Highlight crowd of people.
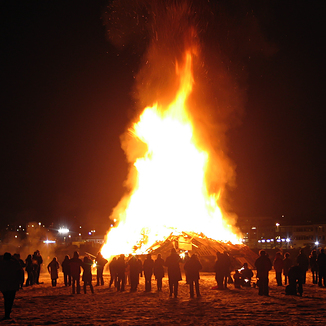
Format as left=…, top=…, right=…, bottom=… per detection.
left=1, top=247, right=326, bottom=320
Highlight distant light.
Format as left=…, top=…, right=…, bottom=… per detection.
left=262, top=240, right=266, bottom=243
left=58, top=228, right=69, bottom=234
left=251, top=227, right=256, bottom=230
left=43, top=240, right=56, bottom=244
left=286, top=238, right=291, bottom=243
left=79, top=226, right=82, bottom=228
left=38, top=222, right=41, bottom=226
left=110, top=224, right=113, bottom=227
left=79, top=233, right=81, bottom=236
left=276, top=223, right=280, bottom=227
left=88, top=232, right=92, bottom=235
left=315, top=241, right=319, bottom=246
left=267, top=239, right=270, bottom=243
left=277, top=239, right=281, bottom=242
left=32, top=225, right=34, bottom=227
left=281, top=239, right=286, bottom=242
left=114, top=219, right=117, bottom=222
left=258, top=240, right=261, bottom=243
left=15, top=235, right=17, bottom=238
left=19, top=225, right=21, bottom=228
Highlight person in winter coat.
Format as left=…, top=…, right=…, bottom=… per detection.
left=283, top=252, right=292, bottom=285
left=143, top=254, right=154, bottom=292
left=317, top=248, right=326, bottom=287
left=214, top=252, right=225, bottom=290
left=47, top=257, right=60, bottom=287
left=165, top=248, right=182, bottom=298
left=184, top=254, right=202, bottom=298
left=154, top=254, right=165, bottom=291
left=128, top=256, right=141, bottom=292
left=0, top=253, right=22, bottom=320
left=32, top=250, right=43, bottom=284
left=116, top=254, right=126, bottom=292
left=286, top=265, right=303, bottom=296
left=255, top=250, right=272, bottom=296
left=13, top=254, right=25, bottom=289
left=297, top=249, right=309, bottom=284
left=61, top=255, right=71, bottom=286
left=109, top=257, right=118, bottom=288
left=273, top=252, right=284, bottom=286
left=95, top=252, right=108, bottom=286
left=82, top=256, right=94, bottom=294
left=25, top=254, right=35, bottom=286
left=309, top=250, right=318, bottom=284
left=69, top=251, right=83, bottom=294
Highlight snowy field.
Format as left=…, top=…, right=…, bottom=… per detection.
left=1, top=270, right=326, bottom=325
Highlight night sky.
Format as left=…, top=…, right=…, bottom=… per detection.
left=1, top=1, right=325, bottom=231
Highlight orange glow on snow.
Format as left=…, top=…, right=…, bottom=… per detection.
left=101, top=51, right=240, bottom=259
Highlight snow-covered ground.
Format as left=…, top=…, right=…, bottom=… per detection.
left=1, top=270, right=325, bottom=325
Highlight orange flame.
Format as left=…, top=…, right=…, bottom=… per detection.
left=101, top=51, right=240, bottom=259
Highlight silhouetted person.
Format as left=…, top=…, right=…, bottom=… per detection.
left=184, top=254, right=202, bottom=298
left=82, top=256, right=94, bottom=294
left=183, top=252, right=190, bottom=284
left=13, top=253, right=25, bottom=289
left=0, top=252, right=22, bottom=320
left=255, top=250, right=272, bottom=296
left=95, top=252, right=108, bottom=286
left=286, top=265, right=303, bottom=296
left=116, top=254, right=126, bottom=292
left=70, top=251, right=83, bottom=294
left=25, top=254, right=35, bottom=286
left=240, top=263, right=253, bottom=287
left=222, top=252, right=232, bottom=287
left=154, top=254, right=165, bottom=291
left=165, top=248, right=182, bottom=298
left=143, top=254, right=154, bottom=292
left=109, top=257, right=118, bottom=288
left=214, top=252, right=225, bottom=289
left=62, top=255, right=71, bottom=286
left=47, top=257, right=60, bottom=287
left=309, top=250, right=318, bottom=284
left=128, top=256, right=141, bottom=292
left=233, top=270, right=242, bottom=288
left=32, top=250, right=43, bottom=284
left=283, top=252, right=292, bottom=285
left=273, top=252, right=284, bottom=286
left=317, top=248, right=326, bottom=287
left=297, top=249, right=309, bottom=284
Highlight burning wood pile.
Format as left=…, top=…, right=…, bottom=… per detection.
left=145, top=232, right=258, bottom=271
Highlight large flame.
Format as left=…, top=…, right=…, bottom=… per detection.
left=101, top=51, right=240, bottom=259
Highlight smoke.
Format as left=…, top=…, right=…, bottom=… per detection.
left=103, top=0, right=276, bottom=226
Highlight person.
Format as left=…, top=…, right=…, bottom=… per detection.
left=25, top=254, right=35, bottom=286
left=47, top=257, right=60, bottom=287
left=116, top=254, right=126, bottom=292
left=143, top=254, right=154, bottom=292
left=317, top=248, right=326, bottom=287
left=286, top=265, right=303, bottom=296
left=95, top=252, right=108, bottom=286
left=240, top=263, right=253, bottom=287
left=233, top=270, right=242, bottom=289
left=0, top=252, right=22, bottom=320
left=13, top=253, right=25, bottom=289
left=154, top=254, right=165, bottom=291
left=70, top=251, right=83, bottom=294
left=82, top=256, right=94, bottom=294
left=273, top=252, right=284, bottom=286
left=214, top=252, right=225, bottom=289
left=32, top=250, right=43, bottom=284
left=165, top=248, right=182, bottom=298
left=184, top=253, right=202, bottom=298
left=183, top=252, right=190, bottom=284
left=297, top=249, right=309, bottom=284
left=128, top=256, right=141, bottom=292
left=283, top=252, right=292, bottom=285
left=109, top=257, right=118, bottom=288
left=61, top=255, right=71, bottom=286
left=309, top=250, right=318, bottom=284
left=222, top=252, right=232, bottom=287
left=255, top=250, right=272, bottom=296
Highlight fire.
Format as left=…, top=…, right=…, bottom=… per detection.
left=101, top=51, right=240, bottom=259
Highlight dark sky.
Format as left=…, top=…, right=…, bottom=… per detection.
left=1, top=1, right=325, bottom=231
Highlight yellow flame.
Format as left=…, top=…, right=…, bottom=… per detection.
left=101, top=52, right=239, bottom=259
